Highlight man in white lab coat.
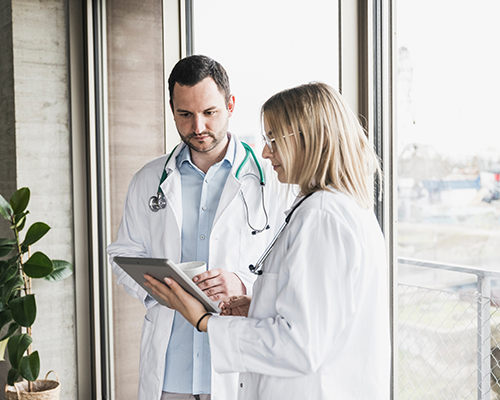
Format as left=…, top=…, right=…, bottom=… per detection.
left=107, top=55, right=285, bottom=400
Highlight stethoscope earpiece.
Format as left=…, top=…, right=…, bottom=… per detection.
left=251, top=225, right=270, bottom=235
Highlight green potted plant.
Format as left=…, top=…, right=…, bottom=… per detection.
left=0, top=187, right=73, bottom=399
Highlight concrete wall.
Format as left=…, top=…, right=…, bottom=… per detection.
left=0, top=1, right=76, bottom=398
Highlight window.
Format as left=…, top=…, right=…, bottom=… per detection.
left=192, top=0, right=339, bottom=146
left=393, top=1, right=500, bottom=398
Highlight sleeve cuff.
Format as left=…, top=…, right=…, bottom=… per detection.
left=207, top=315, right=246, bottom=373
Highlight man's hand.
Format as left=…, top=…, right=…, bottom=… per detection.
left=220, top=295, right=251, bottom=317
left=193, top=269, right=246, bottom=302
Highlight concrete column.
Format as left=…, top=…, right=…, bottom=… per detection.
left=0, top=0, right=16, bottom=392
left=0, top=1, right=76, bottom=399
left=0, top=1, right=16, bottom=206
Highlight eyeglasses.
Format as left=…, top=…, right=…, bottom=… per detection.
left=261, top=132, right=295, bottom=152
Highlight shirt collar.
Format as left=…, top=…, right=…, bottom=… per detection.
left=176, top=133, right=235, bottom=169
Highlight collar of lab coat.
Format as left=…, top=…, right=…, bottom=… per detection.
left=158, top=133, right=252, bottom=229
left=284, top=188, right=306, bottom=217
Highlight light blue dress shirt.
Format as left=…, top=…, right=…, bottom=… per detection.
left=163, top=138, right=235, bottom=394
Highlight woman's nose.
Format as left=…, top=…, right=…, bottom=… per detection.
left=262, top=144, right=272, bottom=159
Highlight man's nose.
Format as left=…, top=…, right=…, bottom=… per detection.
left=192, top=115, right=206, bottom=134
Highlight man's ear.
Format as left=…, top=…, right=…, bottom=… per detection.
left=227, top=95, right=235, bottom=114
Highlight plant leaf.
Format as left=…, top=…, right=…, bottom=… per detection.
left=0, top=337, right=8, bottom=361
left=0, top=309, right=13, bottom=331
left=7, top=333, right=32, bottom=369
left=13, top=215, right=26, bottom=230
left=44, top=259, right=73, bottom=281
left=0, top=238, right=16, bottom=246
left=7, top=367, right=20, bottom=386
left=2, top=274, right=23, bottom=304
left=9, top=294, right=36, bottom=327
left=0, top=264, right=18, bottom=286
left=13, top=211, right=29, bottom=233
left=0, top=238, right=16, bottom=257
left=20, top=351, right=39, bottom=381
left=9, top=188, right=30, bottom=215
left=17, top=215, right=27, bottom=231
left=0, top=244, right=15, bottom=257
left=0, top=194, right=13, bottom=220
left=0, top=321, right=19, bottom=341
left=23, top=252, right=53, bottom=278
left=22, top=222, right=50, bottom=248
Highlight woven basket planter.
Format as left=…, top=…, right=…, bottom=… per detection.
left=5, top=372, right=60, bottom=400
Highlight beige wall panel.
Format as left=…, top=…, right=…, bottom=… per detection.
left=107, top=0, right=165, bottom=397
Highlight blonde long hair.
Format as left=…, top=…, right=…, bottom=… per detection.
left=262, top=82, right=380, bottom=209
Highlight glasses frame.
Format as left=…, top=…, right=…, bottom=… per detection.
left=261, top=132, right=295, bottom=152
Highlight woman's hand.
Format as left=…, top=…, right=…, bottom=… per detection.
left=220, top=295, right=252, bottom=317
left=144, top=274, right=209, bottom=329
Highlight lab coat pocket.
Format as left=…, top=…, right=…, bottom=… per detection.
left=250, top=271, right=279, bottom=318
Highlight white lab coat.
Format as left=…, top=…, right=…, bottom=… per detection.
left=208, top=189, right=391, bottom=400
left=107, top=136, right=287, bottom=400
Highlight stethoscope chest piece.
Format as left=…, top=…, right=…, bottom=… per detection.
left=149, top=193, right=166, bottom=212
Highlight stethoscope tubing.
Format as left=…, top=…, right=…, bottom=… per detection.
left=248, top=192, right=314, bottom=275
left=149, top=141, right=270, bottom=234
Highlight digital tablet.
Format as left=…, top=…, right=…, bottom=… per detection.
left=113, top=256, right=220, bottom=313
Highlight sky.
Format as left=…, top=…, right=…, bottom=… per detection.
left=396, top=0, right=500, bottom=159
left=192, top=0, right=500, bottom=160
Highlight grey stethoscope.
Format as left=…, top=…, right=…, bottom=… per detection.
left=249, top=192, right=313, bottom=275
left=149, top=142, right=270, bottom=235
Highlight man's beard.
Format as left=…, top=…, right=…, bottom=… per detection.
left=181, top=131, right=222, bottom=153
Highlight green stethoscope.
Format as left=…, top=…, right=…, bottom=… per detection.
left=148, top=142, right=270, bottom=235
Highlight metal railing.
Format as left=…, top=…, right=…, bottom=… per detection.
left=398, top=257, right=500, bottom=400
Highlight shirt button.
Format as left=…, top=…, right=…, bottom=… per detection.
left=200, top=234, right=206, bottom=240
left=202, top=206, right=207, bottom=211
left=240, top=383, right=243, bottom=388
left=205, top=179, right=209, bottom=183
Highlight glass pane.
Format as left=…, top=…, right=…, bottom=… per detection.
left=395, top=1, right=500, bottom=398
left=193, top=0, right=339, bottom=146
left=106, top=0, right=165, bottom=397
left=396, top=0, right=500, bottom=272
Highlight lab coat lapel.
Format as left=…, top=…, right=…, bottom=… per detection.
left=213, top=173, right=241, bottom=228
left=212, top=138, right=246, bottom=228
left=159, top=144, right=184, bottom=234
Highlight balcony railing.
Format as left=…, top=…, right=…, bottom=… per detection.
left=398, top=257, right=500, bottom=400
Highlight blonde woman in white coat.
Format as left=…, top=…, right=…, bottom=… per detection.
left=145, top=82, right=391, bottom=400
